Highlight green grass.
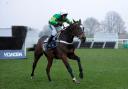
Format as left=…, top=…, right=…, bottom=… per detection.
left=0, top=49, right=128, bottom=89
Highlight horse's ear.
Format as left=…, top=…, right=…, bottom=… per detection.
left=73, top=19, right=76, bottom=23
left=79, top=19, right=82, bottom=24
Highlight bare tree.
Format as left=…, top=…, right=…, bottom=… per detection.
left=83, top=17, right=100, bottom=37
left=39, top=25, right=51, bottom=37
left=102, top=11, right=126, bottom=33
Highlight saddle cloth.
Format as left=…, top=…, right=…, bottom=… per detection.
left=43, top=37, right=57, bottom=51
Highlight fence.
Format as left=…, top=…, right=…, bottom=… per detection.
left=0, top=26, right=27, bottom=59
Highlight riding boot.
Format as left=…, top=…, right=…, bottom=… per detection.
left=46, top=35, right=54, bottom=49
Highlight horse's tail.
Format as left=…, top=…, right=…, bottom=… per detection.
left=31, top=36, right=47, bottom=77
left=34, top=36, right=48, bottom=59
left=34, top=41, right=43, bottom=60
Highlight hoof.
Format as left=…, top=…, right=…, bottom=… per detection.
left=79, top=73, right=83, bottom=79
left=73, top=80, right=80, bottom=84
left=73, top=78, right=80, bottom=84
left=49, top=79, right=52, bottom=82
left=48, top=78, right=52, bottom=82
left=31, top=76, right=34, bottom=79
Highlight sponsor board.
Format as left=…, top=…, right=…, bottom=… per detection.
left=0, top=50, right=26, bottom=59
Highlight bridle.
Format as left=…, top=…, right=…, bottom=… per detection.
left=56, top=23, right=85, bottom=45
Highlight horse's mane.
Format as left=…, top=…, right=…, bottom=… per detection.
left=61, top=22, right=76, bottom=34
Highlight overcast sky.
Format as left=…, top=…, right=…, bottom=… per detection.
left=0, top=0, right=128, bottom=31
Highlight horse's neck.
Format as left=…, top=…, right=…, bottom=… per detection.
left=58, top=29, right=74, bottom=43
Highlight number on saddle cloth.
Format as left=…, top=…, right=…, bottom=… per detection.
left=47, top=36, right=57, bottom=49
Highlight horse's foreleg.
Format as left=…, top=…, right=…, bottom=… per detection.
left=75, top=56, right=83, bottom=79
left=68, top=54, right=83, bottom=79
left=31, top=51, right=43, bottom=79
left=46, top=58, right=53, bottom=81
left=62, top=55, right=80, bottom=84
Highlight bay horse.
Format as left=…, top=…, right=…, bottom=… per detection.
left=31, top=19, right=86, bottom=84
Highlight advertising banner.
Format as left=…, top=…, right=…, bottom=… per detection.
left=0, top=50, right=26, bottom=59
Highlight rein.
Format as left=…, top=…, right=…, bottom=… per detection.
left=56, top=27, right=74, bottom=45
left=56, top=40, right=73, bottom=45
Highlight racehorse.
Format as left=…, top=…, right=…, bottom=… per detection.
left=31, top=19, right=86, bottom=84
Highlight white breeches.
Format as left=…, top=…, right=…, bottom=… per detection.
left=50, top=25, right=57, bottom=36
left=49, top=25, right=62, bottom=36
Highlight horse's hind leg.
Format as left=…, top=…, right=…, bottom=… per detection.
left=46, top=57, right=53, bottom=81
left=31, top=48, right=43, bottom=79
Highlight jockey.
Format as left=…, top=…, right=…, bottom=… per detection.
left=46, top=12, right=72, bottom=49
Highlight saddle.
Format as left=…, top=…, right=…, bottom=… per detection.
left=43, top=36, right=57, bottom=51
left=43, top=30, right=63, bottom=50
left=47, top=39, right=57, bottom=49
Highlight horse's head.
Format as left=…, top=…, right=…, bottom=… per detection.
left=68, top=19, right=86, bottom=43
